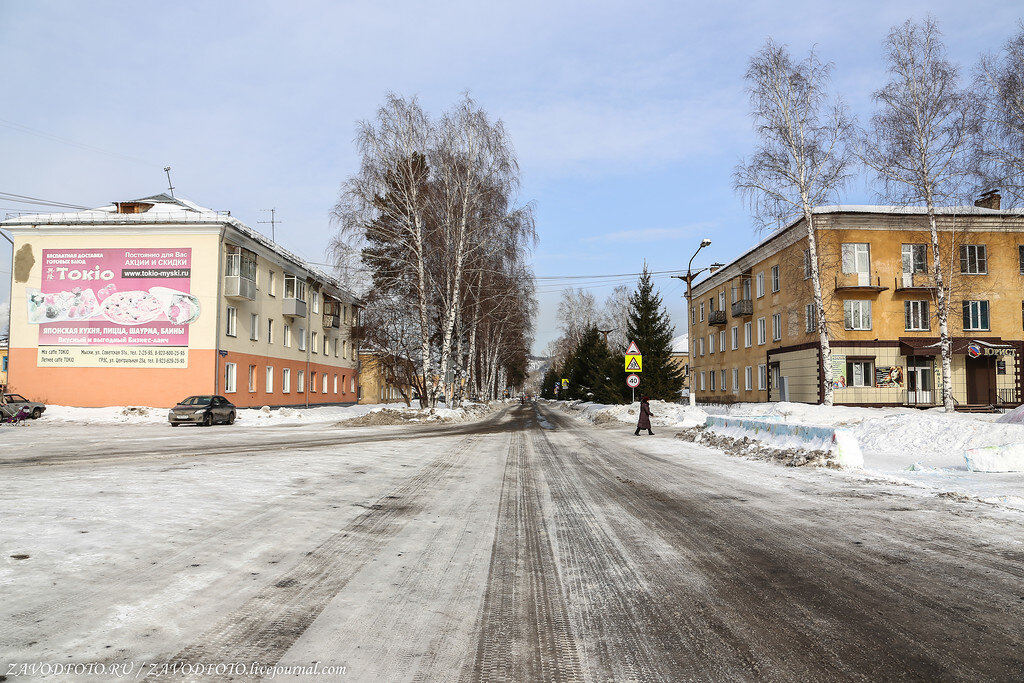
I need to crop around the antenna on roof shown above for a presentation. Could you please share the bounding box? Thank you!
[163,167,175,198]
[258,208,281,242]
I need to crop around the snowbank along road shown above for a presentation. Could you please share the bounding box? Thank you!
[2,403,1024,681]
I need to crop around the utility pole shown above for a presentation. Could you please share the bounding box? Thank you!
[258,208,281,242]
[671,240,721,407]
[597,328,615,347]
[163,167,175,198]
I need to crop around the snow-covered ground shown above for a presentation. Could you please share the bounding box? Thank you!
[549,399,1024,510]
[33,401,491,427]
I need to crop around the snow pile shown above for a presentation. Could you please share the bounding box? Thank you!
[553,399,708,429]
[965,444,1024,472]
[338,402,492,426]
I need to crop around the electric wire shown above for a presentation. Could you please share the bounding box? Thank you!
[0,118,158,168]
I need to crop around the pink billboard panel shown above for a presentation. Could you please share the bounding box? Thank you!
[29,249,200,346]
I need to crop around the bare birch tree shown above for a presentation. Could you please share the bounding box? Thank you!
[733,39,855,405]
[974,22,1024,206]
[860,17,979,412]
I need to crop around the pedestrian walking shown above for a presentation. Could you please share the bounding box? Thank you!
[634,396,654,436]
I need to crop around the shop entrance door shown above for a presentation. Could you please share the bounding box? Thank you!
[906,358,933,405]
[966,355,996,405]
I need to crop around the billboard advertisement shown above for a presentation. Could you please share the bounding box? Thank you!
[27,249,199,367]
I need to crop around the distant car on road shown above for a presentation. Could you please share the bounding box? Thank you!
[168,395,236,427]
[2,393,46,419]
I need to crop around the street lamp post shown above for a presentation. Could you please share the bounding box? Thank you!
[673,239,722,407]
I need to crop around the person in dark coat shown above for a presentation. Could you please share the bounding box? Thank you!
[634,396,654,436]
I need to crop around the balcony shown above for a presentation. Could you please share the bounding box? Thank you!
[283,298,307,318]
[834,272,888,294]
[708,310,727,326]
[894,272,938,293]
[323,314,339,329]
[224,274,256,300]
[731,299,753,318]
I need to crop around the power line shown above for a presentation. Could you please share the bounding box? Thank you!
[0,118,158,168]
[0,191,89,210]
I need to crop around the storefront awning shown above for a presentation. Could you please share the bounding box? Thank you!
[899,337,1016,356]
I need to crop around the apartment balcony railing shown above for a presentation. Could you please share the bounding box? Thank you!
[731,299,753,318]
[708,310,727,326]
[894,272,939,293]
[834,271,888,294]
[283,298,307,319]
[224,274,256,300]
[322,314,339,329]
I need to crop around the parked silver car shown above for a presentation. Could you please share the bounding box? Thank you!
[168,395,236,426]
[2,393,46,419]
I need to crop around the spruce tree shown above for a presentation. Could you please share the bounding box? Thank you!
[625,267,684,401]
[563,326,617,402]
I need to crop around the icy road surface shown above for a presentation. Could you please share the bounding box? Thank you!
[2,404,1024,681]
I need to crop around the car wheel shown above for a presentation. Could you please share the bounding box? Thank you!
[227,412,236,425]
[171,423,180,427]
[32,407,42,419]
[202,413,213,427]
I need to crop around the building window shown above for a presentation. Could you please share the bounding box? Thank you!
[718,291,725,311]
[841,243,871,276]
[758,364,767,390]
[903,244,928,274]
[250,313,259,341]
[311,331,318,354]
[311,371,317,393]
[699,337,705,355]
[700,372,706,391]
[719,330,726,353]
[334,374,339,394]
[744,321,752,348]
[731,326,738,350]
[731,282,739,303]
[284,274,306,301]
[323,336,330,356]
[804,249,812,279]
[771,313,782,341]
[1019,246,1024,274]
[268,270,276,296]
[757,317,767,345]
[267,318,274,344]
[805,304,816,333]
[960,245,987,274]
[266,366,274,393]
[299,328,306,351]
[283,324,291,348]
[322,374,328,394]
[700,302,705,322]
[335,339,340,357]
[905,300,930,331]
[709,369,716,391]
[771,265,780,292]
[248,365,257,392]
[226,307,237,337]
[283,368,291,393]
[732,368,739,393]
[745,366,753,391]
[351,377,356,394]
[844,300,872,330]
[691,307,696,324]
[312,293,320,315]
[708,296,715,313]
[756,272,765,298]
[846,360,874,388]
[224,362,237,393]
[963,300,990,331]
[742,278,752,300]
[298,370,305,393]
[720,369,727,391]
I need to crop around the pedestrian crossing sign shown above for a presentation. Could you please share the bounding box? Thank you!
[625,355,642,372]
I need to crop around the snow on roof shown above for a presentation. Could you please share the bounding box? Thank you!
[671,334,689,354]
[0,193,361,304]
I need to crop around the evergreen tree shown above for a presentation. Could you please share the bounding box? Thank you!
[625,267,684,401]
[540,366,559,399]
[563,326,618,403]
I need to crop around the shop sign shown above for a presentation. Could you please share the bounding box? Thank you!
[29,249,198,368]
[831,354,846,389]
[875,365,904,388]
[967,343,982,358]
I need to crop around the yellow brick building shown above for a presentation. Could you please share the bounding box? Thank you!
[689,197,1024,408]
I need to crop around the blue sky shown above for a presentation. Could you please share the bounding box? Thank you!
[1,0,1021,351]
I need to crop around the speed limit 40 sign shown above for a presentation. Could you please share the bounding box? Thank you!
[626,374,640,388]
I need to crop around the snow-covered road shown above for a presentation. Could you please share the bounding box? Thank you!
[2,404,1023,680]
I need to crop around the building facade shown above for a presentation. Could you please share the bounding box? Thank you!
[689,197,1024,408]
[3,194,361,408]
[357,352,415,405]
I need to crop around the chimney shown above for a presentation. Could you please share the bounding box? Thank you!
[975,190,1001,210]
